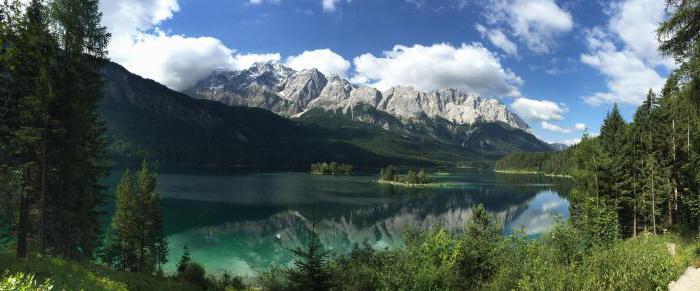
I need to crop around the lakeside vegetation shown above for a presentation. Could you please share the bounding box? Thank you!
[310,162,353,175]
[253,204,696,290]
[378,165,435,186]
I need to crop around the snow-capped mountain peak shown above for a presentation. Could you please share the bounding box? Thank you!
[184,62,531,132]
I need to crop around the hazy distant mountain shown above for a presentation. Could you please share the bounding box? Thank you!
[549,143,570,151]
[185,63,531,133]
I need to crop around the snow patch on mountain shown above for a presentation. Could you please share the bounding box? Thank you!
[185,63,532,132]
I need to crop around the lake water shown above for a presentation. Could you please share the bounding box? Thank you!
[105,168,571,277]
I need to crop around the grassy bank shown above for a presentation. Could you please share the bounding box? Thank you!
[0,252,197,291]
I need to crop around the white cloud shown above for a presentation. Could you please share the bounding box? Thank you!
[483,0,573,53]
[580,0,672,106]
[574,123,586,130]
[109,31,237,90]
[100,0,280,90]
[249,0,281,4]
[541,121,571,133]
[100,0,180,38]
[475,23,518,57]
[510,97,567,122]
[562,138,581,146]
[351,43,523,97]
[609,0,674,69]
[235,53,281,70]
[322,0,341,11]
[285,49,351,77]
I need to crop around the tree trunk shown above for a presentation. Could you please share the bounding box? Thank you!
[668,177,673,226]
[651,162,657,234]
[16,169,30,259]
[39,113,48,255]
[633,200,637,238]
[593,153,599,204]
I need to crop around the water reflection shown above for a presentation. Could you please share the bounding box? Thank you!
[144,170,571,276]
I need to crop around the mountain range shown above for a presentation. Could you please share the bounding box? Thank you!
[185,63,531,133]
[98,61,553,167]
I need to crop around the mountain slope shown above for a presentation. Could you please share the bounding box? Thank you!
[99,62,551,167]
[100,62,397,166]
[297,104,552,162]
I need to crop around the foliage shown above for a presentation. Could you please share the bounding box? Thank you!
[256,203,695,291]
[0,0,110,260]
[310,162,352,175]
[286,229,335,291]
[495,150,576,176]
[379,166,434,184]
[0,252,196,291]
[102,161,168,274]
[0,271,54,290]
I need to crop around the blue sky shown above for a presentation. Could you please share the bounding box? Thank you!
[99,0,674,145]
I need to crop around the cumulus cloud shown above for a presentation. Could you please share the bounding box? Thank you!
[351,43,523,97]
[562,138,581,146]
[100,0,281,90]
[475,23,518,57]
[483,0,573,54]
[100,0,180,38]
[510,97,567,122]
[110,31,237,90]
[285,49,351,77]
[541,121,571,133]
[574,123,586,130]
[322,0,342,12]
[580,0,672,106]
[235,53,281,70]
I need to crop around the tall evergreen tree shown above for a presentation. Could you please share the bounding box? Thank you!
[103,161,168,274]
[44,0,110,259]
[0,0,59,258]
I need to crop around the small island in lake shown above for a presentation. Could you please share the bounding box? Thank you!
[310,162,353,175]
[378,165,436,187]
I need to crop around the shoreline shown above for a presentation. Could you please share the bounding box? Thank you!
[494,169,572,178]
[377,179,443,188]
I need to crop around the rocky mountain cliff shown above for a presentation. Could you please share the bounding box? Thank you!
[184,63,531,133]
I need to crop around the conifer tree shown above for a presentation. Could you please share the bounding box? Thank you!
[287,222,334,291]
[103,161,168,274]
[45,0,110,259]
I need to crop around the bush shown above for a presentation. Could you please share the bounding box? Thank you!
[379,165,399,181]
[0,272,54,290]
[256,266,289,291]
[379,166,434,184]
[178,262,209,289]
[310,162,353,175]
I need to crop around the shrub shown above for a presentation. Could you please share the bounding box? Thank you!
[310,162,353,175]
[0,272,54,290]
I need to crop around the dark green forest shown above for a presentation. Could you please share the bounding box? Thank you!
[2,0,700,290]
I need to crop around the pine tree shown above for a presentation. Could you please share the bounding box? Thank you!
[2,0,59,258]
[103,161,168,273]
[44,0,110,259]
[287,223,334,291]
[176,245,191,275]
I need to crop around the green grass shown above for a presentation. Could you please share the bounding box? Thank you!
[490,233,697,290]
[0,252,197,291]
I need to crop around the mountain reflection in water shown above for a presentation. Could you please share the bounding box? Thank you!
[122,169,571,277]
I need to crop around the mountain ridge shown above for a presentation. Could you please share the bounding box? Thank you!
[184,62,532,133]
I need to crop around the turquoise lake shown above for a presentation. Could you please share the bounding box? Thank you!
[105,168,571,277]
